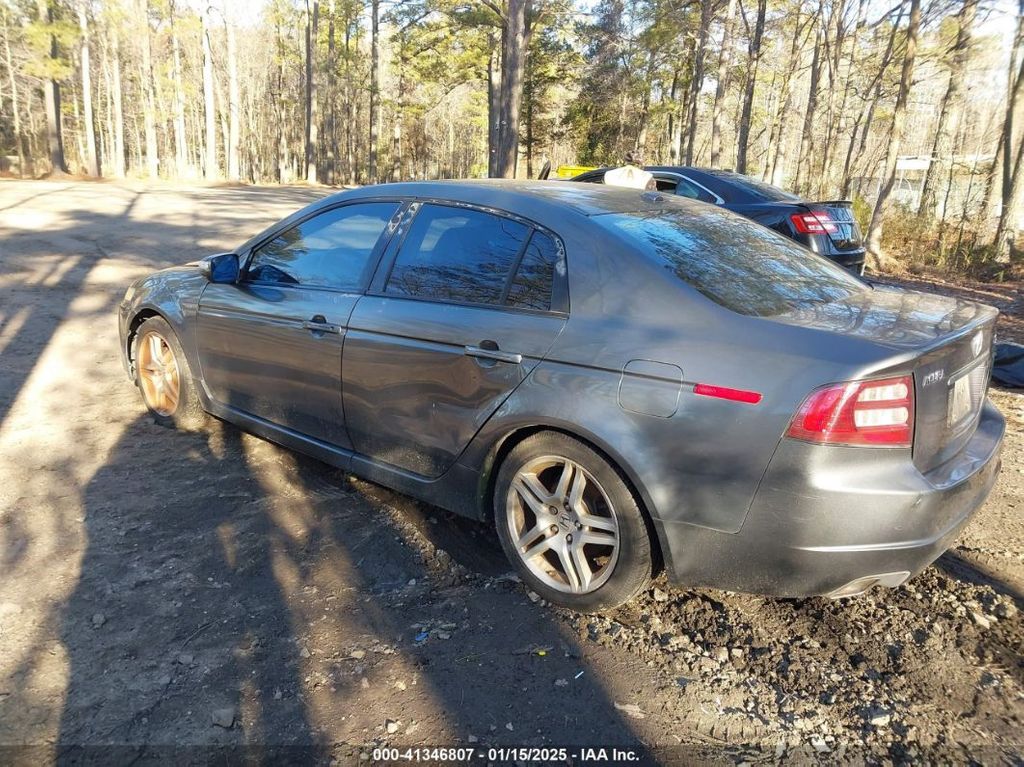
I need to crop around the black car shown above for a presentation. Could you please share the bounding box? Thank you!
[571,166,867,274]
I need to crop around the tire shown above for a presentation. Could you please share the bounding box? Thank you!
[131,315,206,431]
[494,431,654,612]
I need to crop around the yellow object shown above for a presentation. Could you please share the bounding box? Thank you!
[554,165,597,179]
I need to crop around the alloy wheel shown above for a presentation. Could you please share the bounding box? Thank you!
[506,456,619,594]
[137,331,180,417]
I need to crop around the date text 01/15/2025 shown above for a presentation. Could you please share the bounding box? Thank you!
[371,746,642,762]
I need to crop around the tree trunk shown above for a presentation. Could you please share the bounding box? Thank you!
[202,7,217,180]
[865,0,922,267]
[918,0,977,219]
[2,8,25,176]
[326,0,337,184]
[37,0,67,175]
[710,0,737,167]
[137,0,158,178]
[794,14,822,194]
[684,0,713,165]
[226,17,240,181]
[993,4,1024,262]
[487,34,500,177]
[766,10,807,185]
[840,6,903,196]
[495,0,531,178]
[305,0,319,183]
[735,0,766,174]
[170,7,189,177]
[78,3,99,176]
[667,68,682,162]
[368,0,379,183]
[110,26,125,177]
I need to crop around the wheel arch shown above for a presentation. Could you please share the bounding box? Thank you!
[125,308,170,375]
[474,423,665,575]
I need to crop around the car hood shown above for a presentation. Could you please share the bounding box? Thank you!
[769,285,997,351]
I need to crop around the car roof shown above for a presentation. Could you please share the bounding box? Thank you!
[331,179,673,217]
[642,166,804,203]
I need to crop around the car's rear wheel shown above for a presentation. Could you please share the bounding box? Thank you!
[494,431,654,611]
[132,316,205,430]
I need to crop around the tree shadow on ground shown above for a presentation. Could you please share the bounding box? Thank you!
[53,411,650,760]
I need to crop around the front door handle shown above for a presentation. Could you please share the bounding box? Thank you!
[302,315,342,334]
[464,343,522,365]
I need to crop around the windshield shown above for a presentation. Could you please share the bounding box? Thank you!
[595,207,867,317]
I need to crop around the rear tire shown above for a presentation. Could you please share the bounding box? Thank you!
[494,431,654,612]
[132,316,206,431]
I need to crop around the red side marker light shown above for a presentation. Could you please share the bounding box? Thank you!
[693,383,762,404]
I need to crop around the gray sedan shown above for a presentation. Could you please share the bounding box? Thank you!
[117,181,1005,611]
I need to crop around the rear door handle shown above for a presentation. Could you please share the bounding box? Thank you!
[303,315,342,334]
[464,344,522,365]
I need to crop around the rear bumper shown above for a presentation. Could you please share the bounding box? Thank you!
[658,400,1005,597]
[825,247,866,273]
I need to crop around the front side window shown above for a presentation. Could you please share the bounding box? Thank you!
[385,204,529,306]
[247,202,399,289]
[595,207,866,317]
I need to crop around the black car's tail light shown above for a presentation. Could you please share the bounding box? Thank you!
[789,211,839,235]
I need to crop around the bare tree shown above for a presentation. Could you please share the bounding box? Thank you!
[993,0,1024,262]
[3,5,26,176]
[78,1,99,175]
[305,0,319,183]
[202,5,217,179]
[369,0,379,182]
[226,11,240,181]
[684,0,714,165]
[735,0,766,174]
[865,0,922,267]
[36,0,68,174]
[918,0,977,220]
[169,1,189,177]
[710,0,736,167]
[137,0,158,178]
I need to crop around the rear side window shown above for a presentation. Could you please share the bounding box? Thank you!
[595,207,865,317]
[247,202,399,289]
[507,231,560,311]
[674,177,718,203]
[385,204,563,311]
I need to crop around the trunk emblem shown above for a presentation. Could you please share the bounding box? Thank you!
[971,331,984,357]
[923,369,945,387]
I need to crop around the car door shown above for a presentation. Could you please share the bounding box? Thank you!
[342,202,568,478]
[196,200,402,449]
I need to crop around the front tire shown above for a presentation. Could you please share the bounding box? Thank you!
[494,432,654,612]
[132,316,205,430]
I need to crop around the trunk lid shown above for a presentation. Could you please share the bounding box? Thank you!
[774,286,998,472]
[804,200,862,251]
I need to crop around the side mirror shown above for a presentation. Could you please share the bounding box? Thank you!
[199,252,240,283]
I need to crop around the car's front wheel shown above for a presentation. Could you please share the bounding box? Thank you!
[132,315,205,430]
[494,431,654,611]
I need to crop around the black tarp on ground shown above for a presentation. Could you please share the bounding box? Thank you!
[993,342,1024,388]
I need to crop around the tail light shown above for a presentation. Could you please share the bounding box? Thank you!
[786,376,914,447]
[790,211,839,234]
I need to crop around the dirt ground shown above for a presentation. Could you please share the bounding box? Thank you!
[0,180,1021,764]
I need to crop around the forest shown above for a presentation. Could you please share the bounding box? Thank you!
[2,0,1023,270]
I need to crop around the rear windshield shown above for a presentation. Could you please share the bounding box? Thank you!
[707,171,801,202]
[595,207,867,317]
